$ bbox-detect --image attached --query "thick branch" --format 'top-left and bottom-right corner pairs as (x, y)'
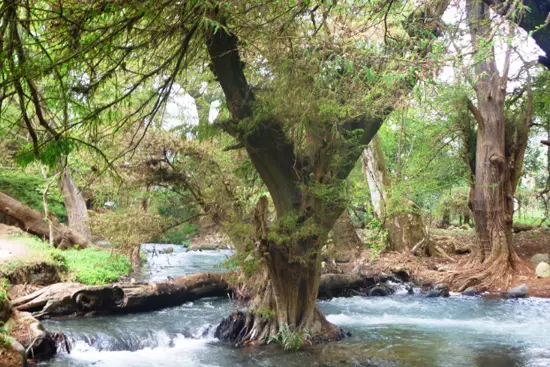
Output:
(205, 13), (301, 215)
(467, 98), (485, 130)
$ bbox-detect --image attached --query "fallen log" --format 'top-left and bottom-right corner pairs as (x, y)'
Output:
(13, 271), (406, 319)
(12, 273), (230, 319)
(0, 191), (89, 249)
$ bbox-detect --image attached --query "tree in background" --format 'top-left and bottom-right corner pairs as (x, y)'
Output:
(450, 0), (536, 290)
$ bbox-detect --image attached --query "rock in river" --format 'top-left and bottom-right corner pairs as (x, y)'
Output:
(462, 287), (477, 297)
(506, 284), (529, 299)
(536, 262), (550, 278)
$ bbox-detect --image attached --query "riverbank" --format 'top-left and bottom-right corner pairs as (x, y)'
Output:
(327, 226), (550, 297)
(39, 242), (550, 367)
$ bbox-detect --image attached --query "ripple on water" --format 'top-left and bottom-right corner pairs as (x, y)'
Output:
(43, 243), (550, 367)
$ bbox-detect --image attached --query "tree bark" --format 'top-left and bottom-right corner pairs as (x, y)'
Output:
(330, 210), (362, 250)
(0, 191), (89, 249)
(59, 169), (91, 243)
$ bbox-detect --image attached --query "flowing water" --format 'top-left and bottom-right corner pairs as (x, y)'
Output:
(43, 244), (550, 367)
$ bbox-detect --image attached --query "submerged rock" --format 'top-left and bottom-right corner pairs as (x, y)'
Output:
(530, 253), (550, 266)
(368, 286), (389, 297)
(506, 284), (529, 299)
(536, 262), (550, 278)
(163, 246), (174, 254)
(434, 283), (450, 298)
(426, 290), (442, 298)
(462, 287), (477, 297)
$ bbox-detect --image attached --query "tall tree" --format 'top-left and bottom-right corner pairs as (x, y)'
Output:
(1, 0), (450, 344)
(452, 0), (533, 290)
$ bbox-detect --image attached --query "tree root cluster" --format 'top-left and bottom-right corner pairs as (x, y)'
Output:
(449, 251), (532, 292)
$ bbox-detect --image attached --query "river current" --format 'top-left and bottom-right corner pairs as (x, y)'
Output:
(43, 244), (550, 367)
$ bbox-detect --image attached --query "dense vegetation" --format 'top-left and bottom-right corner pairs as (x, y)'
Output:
(0, 0), (549, 350)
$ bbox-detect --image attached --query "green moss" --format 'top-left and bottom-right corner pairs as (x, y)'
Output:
(254, 307), (276, 319)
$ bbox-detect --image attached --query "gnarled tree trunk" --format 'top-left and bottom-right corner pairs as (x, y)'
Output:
(0, 191), (89, 249)
(206, 1), (450, 346)
(59, 169), (91, 243)
(451, 0), (531, 290)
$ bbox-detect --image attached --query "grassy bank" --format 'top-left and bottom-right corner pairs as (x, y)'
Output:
(1, 236), (131, 285)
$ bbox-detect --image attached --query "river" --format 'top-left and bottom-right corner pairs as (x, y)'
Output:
(43, 244), (550, 367)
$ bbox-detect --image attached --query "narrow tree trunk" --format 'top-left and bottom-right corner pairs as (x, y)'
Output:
(463, 213), (470, 226)
(440, 207), (451, 228)
(59, 169), (91, 243)
(0, 191), (89, 249)
(362, 135), (428, 252)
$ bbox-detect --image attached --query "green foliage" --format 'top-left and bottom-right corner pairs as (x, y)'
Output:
(23, 236), (131, 285)
(0, 325), (9, 349)
(268, 323), (311, 351)
(0, 170), (67, 221)
(62, 248), (131, 285)
(254, 308), (276, 320)
(364, 241), (387, 259)
(222, 250), (259, 277)
(155, 227), (198, 246)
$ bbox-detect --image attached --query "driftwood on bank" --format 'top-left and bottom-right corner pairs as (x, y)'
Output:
(0, 191), (89, 249)
(12, 272), (396, 319)
(12, 273), (230, 319)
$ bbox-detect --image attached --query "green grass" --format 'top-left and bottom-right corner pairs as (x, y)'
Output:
(5, 236), (131, 285)
(268, 323), (311, 351)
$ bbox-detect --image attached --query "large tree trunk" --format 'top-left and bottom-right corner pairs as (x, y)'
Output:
(206, 1), (450, 346)
(362, 135), (428, 252)
(0, 191), (89, 249)
(451, 0), (531, 290)
(12, 271), (389, 320)
(59, 169), (91, 243)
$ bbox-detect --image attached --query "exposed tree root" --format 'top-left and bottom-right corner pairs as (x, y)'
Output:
(449, 250), (532, 292)
(215, 307), (344, 348)
(216, 270), (344, 348)
(411, 235), (455, 262)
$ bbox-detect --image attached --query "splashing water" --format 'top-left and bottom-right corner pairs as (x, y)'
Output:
(44, 245), (550, 367)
